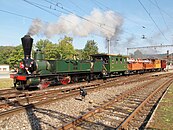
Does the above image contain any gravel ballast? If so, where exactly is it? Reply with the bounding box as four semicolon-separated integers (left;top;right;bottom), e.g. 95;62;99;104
0;79;160;130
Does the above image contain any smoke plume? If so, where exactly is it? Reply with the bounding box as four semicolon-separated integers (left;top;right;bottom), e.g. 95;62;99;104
27;9;123;39
27;19;43;36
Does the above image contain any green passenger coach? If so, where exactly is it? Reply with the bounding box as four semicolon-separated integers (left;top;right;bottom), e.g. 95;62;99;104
90;54;128;76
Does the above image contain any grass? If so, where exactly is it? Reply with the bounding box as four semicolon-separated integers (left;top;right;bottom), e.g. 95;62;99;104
147;83;173;130
0;78;13;89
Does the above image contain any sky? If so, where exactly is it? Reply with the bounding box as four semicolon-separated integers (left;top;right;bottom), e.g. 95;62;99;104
1;0;173;55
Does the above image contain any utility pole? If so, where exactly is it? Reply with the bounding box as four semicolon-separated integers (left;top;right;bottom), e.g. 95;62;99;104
106;38;110;54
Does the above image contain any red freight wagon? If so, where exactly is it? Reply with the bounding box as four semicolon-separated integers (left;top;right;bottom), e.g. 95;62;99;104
161;60;166;70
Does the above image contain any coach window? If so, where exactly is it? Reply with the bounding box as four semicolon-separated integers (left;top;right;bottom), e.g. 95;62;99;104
124;58;127;64
120;58;122;64
116;58;118;64
111;57;114;64
103;57;108;64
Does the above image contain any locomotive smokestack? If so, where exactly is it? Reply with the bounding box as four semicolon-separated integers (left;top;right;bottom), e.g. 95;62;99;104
21;35;33;59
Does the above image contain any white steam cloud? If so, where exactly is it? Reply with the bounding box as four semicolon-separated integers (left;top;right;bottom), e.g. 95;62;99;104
28;9;123;39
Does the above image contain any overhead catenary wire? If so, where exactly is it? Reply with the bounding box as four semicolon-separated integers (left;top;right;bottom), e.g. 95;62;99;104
54;1;139;37
23;0;115;35
70;0;141;36
0;9;34;20
92;0;147;29
23;0;60;18
152;0;169;30
22;0;137;38
148;0;173;20
92;0;110;11
23;0;75;25
92;0;107;11
69;0;88;14
148;0;173;41
24;0;117;37
138;0;169;42
44;0;116;33
69;0;139;37
21;0;108;38
19;0;137;38
26;0;69;15
0;2;69;23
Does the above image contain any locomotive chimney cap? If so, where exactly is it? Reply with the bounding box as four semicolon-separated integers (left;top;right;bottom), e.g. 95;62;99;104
21;34;33;59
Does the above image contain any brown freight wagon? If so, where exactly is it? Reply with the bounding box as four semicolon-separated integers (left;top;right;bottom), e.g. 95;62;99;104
143;60;155;71
127;59;144;74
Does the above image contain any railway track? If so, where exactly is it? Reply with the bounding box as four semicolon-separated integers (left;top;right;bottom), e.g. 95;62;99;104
0;72;162;100
0;74;151;104
57;74;173;130
0;73;162;117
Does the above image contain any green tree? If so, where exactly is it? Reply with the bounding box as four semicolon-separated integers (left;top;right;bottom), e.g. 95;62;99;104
35;39;51;50
7;45;23;68
44;43;60;60
58;36;76;59
75;49;83;60
82;40;99;59
0;46;15;65
35;39;60;60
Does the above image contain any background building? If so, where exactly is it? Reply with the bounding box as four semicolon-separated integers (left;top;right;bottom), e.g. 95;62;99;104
0;65;10;78
0;64;9;72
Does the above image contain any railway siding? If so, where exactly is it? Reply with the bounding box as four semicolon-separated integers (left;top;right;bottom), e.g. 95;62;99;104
146;83;173;129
